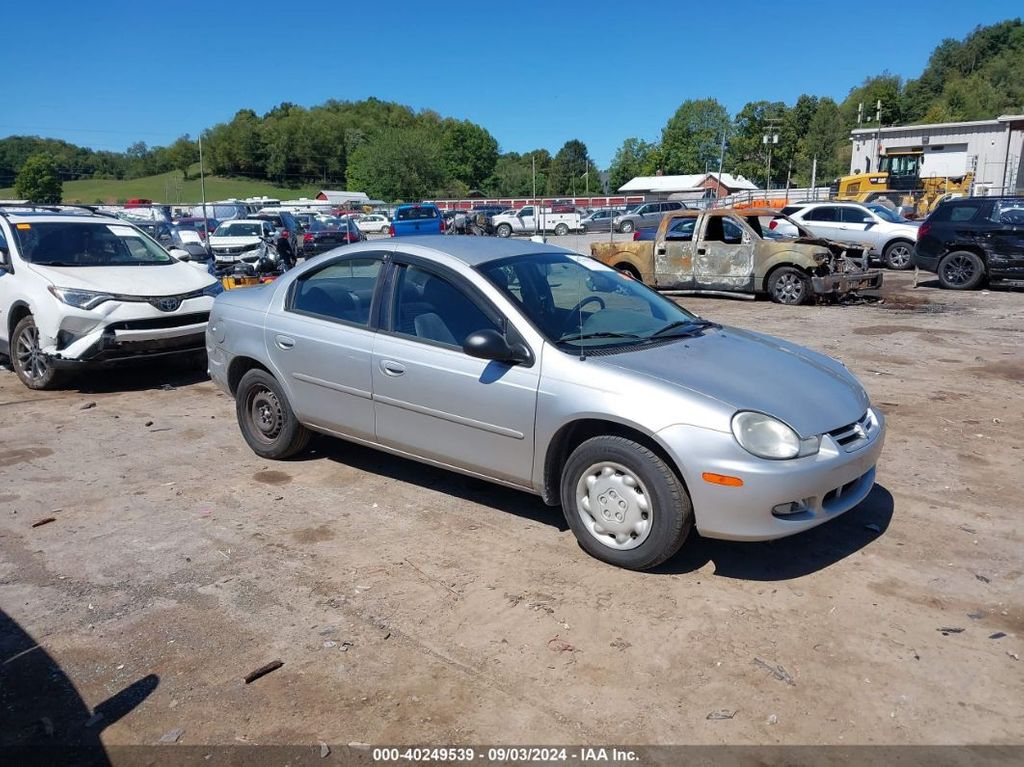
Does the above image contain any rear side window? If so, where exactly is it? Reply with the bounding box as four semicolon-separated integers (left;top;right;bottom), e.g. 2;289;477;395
780;205;805;216
396;206;439;221
290;257;382;326
804;206;839;222
931;202;989;223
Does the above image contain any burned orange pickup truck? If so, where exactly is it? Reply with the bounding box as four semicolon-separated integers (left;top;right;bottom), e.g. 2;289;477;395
589;208;883;304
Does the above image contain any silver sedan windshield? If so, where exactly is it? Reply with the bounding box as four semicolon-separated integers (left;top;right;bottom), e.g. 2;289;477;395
479;253;700;350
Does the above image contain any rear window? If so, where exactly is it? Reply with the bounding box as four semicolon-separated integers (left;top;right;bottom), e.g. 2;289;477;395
931;202;990;223
396;206;439;221
779;205;805;216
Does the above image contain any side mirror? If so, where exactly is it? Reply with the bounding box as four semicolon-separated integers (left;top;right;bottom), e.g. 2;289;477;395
169;248;191;261
463;329;527;364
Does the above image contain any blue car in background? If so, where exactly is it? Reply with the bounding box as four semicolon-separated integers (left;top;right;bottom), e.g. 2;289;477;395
390;204;445;237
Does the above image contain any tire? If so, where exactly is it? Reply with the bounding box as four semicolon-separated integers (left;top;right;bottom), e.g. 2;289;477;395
10;315;64;390
937;250;986;290
882;240;914;270
560;435;693;570
619;220;634;233
767;266;811;305
554;223;569;236
235;368;311;459
496;223;512;238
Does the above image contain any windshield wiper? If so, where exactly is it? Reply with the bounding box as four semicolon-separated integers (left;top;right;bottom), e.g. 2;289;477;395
648;319;719;339
556;330;644;345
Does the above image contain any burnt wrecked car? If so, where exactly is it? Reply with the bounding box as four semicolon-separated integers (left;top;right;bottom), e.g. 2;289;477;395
590;208;883;305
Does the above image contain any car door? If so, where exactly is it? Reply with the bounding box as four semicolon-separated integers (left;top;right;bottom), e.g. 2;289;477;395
987;200;1024;274
837;206;883;251
653;217;698;289
517;206;535;233
799;205;844;241
265;252;386;440
371;258;540;485
693;215;756;291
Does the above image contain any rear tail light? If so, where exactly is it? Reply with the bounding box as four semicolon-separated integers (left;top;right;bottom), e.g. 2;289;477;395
281;229;290;238
768;219;778;230
632;230;641;241
388;224;396;237
918;222;931;238
303;233;314;242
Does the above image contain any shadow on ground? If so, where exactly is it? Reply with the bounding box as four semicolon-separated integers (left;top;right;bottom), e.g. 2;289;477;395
0;610;158;764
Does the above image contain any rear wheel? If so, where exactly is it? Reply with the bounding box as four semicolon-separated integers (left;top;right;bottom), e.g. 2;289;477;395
882;240;914;270
937;250;985;290
554;223;569;236
560;436;692;570
11;316;64;390
235;369;310;459
619;220;634;233
767;266;810;305
496;223;512;238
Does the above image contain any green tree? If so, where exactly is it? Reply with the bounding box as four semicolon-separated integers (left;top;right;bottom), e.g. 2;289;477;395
608;137;658;191
14;153;62;203
484;149;551;197
167;135;197;179
545;140;599;196
660;99;730;174
346;126;444;200
728;101;793;188
441;120;499;189
793;98;847;186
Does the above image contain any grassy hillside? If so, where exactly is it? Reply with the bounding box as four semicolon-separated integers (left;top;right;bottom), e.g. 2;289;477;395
0;166;320;204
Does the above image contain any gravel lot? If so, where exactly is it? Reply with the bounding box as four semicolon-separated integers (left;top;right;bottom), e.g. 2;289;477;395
1;267;1022;749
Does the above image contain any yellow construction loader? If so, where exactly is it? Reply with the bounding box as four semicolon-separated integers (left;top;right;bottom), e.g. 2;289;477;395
834;150;973;218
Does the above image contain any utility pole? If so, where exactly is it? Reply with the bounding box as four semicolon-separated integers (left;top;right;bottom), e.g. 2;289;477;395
874;99;883;172
763;124;780;192
199;134;209;244
811;155;818;199
717;130;727;201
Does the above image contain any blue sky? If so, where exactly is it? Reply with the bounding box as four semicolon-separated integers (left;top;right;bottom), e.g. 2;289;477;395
2;1;1020;167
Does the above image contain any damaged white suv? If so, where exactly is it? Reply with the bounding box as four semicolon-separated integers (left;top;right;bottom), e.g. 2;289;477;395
0;207;223;389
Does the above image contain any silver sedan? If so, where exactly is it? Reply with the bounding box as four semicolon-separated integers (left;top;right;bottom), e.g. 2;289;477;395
207;237;885;570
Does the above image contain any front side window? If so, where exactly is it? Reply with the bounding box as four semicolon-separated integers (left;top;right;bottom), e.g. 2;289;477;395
290;257;382;325
992;200;1024;225
13;222;173;266
840;207;874;224
392;265;499;348
480;253;698;351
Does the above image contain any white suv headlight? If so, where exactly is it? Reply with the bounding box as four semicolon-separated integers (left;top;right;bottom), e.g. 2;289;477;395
48;286;115;310
731;411;820;460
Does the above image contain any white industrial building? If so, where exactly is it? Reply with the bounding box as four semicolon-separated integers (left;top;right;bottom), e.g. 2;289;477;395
850;114;1024;195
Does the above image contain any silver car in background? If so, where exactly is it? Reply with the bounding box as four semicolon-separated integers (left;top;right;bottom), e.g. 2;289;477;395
771;202;920;270
207;237;885;570
580;207;624;233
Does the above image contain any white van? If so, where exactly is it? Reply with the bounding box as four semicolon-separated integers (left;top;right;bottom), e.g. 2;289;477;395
491;206;582;238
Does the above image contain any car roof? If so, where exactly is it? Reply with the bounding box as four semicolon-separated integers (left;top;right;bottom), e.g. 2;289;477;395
372;234;575;267
0;207;114;224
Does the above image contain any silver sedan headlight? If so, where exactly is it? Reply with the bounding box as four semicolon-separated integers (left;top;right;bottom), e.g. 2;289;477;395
731;411;820;460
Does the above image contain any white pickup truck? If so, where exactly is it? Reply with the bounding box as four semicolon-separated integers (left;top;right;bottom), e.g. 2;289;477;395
492;206;582;238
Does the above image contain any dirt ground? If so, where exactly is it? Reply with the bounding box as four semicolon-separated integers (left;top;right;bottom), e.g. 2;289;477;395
1;270;1022;750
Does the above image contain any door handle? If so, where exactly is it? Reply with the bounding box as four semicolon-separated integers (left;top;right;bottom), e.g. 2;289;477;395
380;360;405;376
275;335;295;350
697;248;706;255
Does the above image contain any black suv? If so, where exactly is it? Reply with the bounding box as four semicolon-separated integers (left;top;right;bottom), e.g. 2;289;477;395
914;197;1024;289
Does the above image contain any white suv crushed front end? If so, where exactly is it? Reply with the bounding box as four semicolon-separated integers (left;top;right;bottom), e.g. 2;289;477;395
0;207;223;389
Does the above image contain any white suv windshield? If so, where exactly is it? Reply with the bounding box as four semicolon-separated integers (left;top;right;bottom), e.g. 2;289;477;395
14;221;173;267
216;223;263;237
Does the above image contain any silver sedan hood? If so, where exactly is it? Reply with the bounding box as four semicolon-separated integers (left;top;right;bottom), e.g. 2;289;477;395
598;326;869;436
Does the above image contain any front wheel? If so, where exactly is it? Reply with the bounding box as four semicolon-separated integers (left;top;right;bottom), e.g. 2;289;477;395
937;250;985;290
882;240;914;270
554;223;569;236
11;316;64;390
235;369;311;459
767;266;810;305
619;220;634;233
495;223;512;238
560;436;693;570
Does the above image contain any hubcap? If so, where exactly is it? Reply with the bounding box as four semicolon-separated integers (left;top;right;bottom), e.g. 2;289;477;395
248;385;283;442
888;245;911;267
942;255;975;286
575;462;652;550
774;273;804;303
15;325;49;381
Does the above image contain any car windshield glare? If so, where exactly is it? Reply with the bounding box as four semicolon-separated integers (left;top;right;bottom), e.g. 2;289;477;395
14;221;173;266
479;253;699;350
